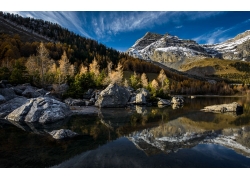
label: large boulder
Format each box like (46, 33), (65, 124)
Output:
(201, 102), (243, 113)
(49, 129), (78, 140)
(0, 97), (28, 118)
(95, 83), (130, 108)
(22, 86), (41, 98)
(0, 88), (17, 101)
(6, 97), (72, 124)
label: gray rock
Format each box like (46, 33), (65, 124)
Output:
(157, 98), (171, 106)
(94, 90), (100, 100)
(135, 93), (146, 105)
(201, 102), (243, 113)
(64, 98), (86, 106)
(136, 88), (150, 98)
(0, 88), (17, 101)
(6, 84), (12, 88)
(22, 86), (41, 98)
(6, 97), (72, 124)
(126, 86), (135, 93)
(83, 89), (94, 99)
(0, 97), (28, 118)
(0, 95), (6, 104)
(89, 98), (95, 103)
(95, 83), (131, 108)
(0, 80), (9, 88)
(171, 96), (184, 105)
(85, 100), (94, 106)
(13, 83), (31, 95)
(36, 88), (47, 96)
(129, 96), (136, 104)
(49, 129), (78, 140)
(13, 88), (23, 96)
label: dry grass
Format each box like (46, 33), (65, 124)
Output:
(180, 58), (246, 76)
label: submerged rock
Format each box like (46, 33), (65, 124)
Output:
(49, 129), (78, 140)
(6, 97), (71, 124)
(95, 83), (130, 108)
(201, 102), (243, 113)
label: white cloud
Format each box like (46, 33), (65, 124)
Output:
(8, 11), (92, 38)
(87, 11), (223, 41)
(193, 18), (250, 44)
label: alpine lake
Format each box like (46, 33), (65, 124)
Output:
(1, 95), (250, 168)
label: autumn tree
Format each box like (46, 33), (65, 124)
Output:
(26, 42), (55, 86)
(157, 69), (170, 94)
(57, 50), (75, 85)
(130, 71), (141, 89)
(141, 73), (149, 88)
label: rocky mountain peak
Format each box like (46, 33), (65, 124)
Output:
(131, 32), (163, 50)
(127, 29), (250, 70)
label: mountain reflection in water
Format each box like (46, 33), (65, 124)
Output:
(1, 96), (250, 168)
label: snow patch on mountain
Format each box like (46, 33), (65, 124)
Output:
(205, 34), (250, 53)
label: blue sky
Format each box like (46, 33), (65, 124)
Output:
(6, 11), (250, 52)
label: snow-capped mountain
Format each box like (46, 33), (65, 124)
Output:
(203, 30), (250, 61)
(127, 30), (250, 69)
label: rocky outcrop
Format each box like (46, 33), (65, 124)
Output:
(201, 102), (243, 113)
(0, 97), (28, 118)
(49, 129), (78, 140)
(6, 97), (71, 123)
(95, 83), (130, 108)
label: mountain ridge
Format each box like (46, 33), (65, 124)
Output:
(127, 30), (250, 70)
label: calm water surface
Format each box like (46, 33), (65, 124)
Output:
(1, 96), (250, 168)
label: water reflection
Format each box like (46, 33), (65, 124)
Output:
(1, 96), (250, 167)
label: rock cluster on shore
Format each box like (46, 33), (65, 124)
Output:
(0, 81), (185, 139)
